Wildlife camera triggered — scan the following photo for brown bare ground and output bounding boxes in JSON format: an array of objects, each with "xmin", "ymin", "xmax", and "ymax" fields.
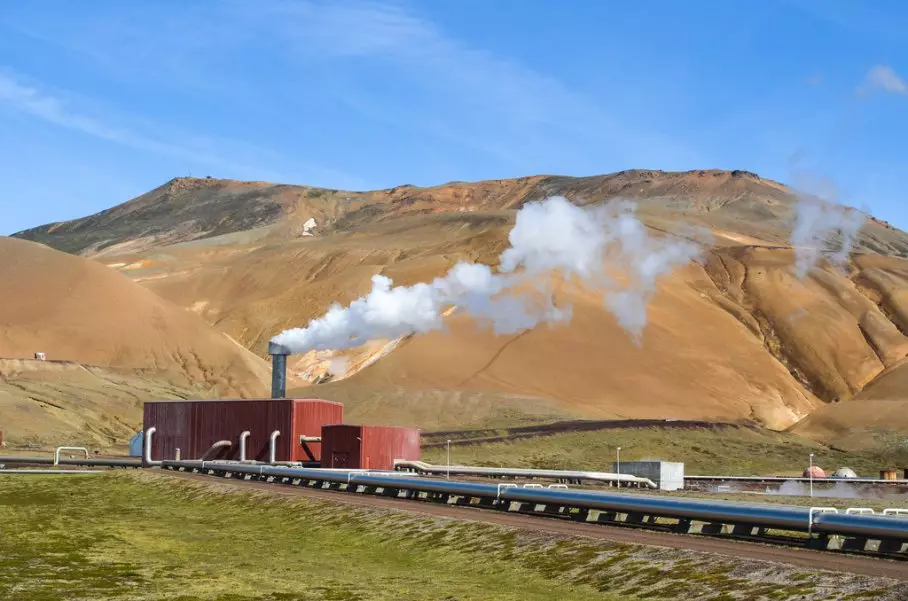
[
  {"xmin": 9, "ymin": 170, "xmax": 908, "ymax": 450},
  {"xmin": 0, "ymin": 237, "xmax": 273, "ymax": 445}
]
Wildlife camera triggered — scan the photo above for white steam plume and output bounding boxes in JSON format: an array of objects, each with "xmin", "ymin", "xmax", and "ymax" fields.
[
  {"xmin": 272, "ymin": 196, "xmax": 703, "ymax": 353},
  {"xmin": 326, "ymin": 356, "xmax": 348, "ymax": 377},
  {"xmin": 790, "ymin": 195, "xmax": 866, "ymax": 279},
  {"xmin": 788, "ymin": 166, "xmax": 867, "ymax": 279}
]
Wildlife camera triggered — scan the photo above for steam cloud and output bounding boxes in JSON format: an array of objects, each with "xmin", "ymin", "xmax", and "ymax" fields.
[
  {"xmin": 272, "ymin": 196, "xmax": 703, "ymax": 354},
  {"xmin": 790, "ymin": 195, "xmax": 866, "ymax": 279}
]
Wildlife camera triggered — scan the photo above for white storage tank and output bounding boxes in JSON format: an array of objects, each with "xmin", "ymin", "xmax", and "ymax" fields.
[
  {"xmin": 832, "ymin": 467, "xmax": 858, "ymax": 478},
  {"xmin": 612, "ymin": 460, "xmax": 685, "ymax": 491}
]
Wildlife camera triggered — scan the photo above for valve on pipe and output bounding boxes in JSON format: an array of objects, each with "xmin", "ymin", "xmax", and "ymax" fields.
[{"xmin": 268, "ymin": 342, "xmax": 291, "ymax": 399}]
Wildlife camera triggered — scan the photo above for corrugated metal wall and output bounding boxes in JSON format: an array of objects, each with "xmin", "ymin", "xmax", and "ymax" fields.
[
  {"xmin": 143, "ymin": 398, "xmax": 343, "ymax": 463},
  {"xmin": 319, "ymin": 424, "xmax": 360, "ymax": 469},
  {"xmin": 143, "ymin": 399, "xmax": 294, "ymax": 462},
  {"xmin": 362, "ymin": 425, "xmax": 420, "ymax": 470},
  {"xmin": 290, "ymin": 399, "xmax": 343, "ymax": 462},
  {"xmin": 321, "ymin": 424, "xmax": 420, "ymax": 470}
]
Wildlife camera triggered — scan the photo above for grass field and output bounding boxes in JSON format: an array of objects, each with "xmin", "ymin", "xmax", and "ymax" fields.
[
  {"xmin": 2, "ymin": 472, "xmax": 901, "ymax": 600},
  {"xmin": 421, "ymin": 424, "xmax": 903, "ymax": 477},
  {"xmin": 1, "ymin": 472, "xmax": 624, "ymax": 601}
]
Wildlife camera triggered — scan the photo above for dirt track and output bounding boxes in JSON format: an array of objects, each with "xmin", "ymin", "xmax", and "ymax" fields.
[{"xmin": 163, "ymin": 470, "xmax": 908, "ymax": 580}]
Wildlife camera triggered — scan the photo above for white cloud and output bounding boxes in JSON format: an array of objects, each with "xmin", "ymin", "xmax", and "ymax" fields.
[
  {"xmin": 859, "ymin": 65, "xmax": 907, "ymax": 96},
  {"xmin": 0, "ymin": 70, "xmax": 363, "ymax": 187},
  {"xmin": 234, "ymin": 1, "xmax": 698, "ymax": 170},
  {"xmin": 0, "ymin": 72, "xmax": 213, "ymax": 161},
  {"xmin": 0, "ymin": 1, "xmax": 700, "ymax": 185}
]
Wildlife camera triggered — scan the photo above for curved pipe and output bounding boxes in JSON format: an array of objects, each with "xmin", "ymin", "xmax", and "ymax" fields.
[
  {"xmin": 239, "ymin": 431, "xmax": 251, "ymax": 462},
  {"xmin": 54, "ymin": 446, "xmax": 89, "ymax": 466},
  {"xmin": 144, "ymin": 427, "xmax": 160, "ymax": 466},
  {"xmin": 269, "ymin": 430, "xmax": 281, "ymax": 464},
  {"xmin": 200, "ymin": 440, "xmax": 231, "ymax": 461}
]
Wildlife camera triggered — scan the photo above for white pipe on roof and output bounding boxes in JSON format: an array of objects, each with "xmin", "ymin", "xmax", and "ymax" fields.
[{"xmin": 393, "ymin": 460, "xmax": 657, "ymax": 488}]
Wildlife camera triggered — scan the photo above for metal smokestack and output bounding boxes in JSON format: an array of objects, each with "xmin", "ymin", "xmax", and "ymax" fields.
[{"xmin": 268, "ymin": 341, "xmax": 291, "ymax": 399}]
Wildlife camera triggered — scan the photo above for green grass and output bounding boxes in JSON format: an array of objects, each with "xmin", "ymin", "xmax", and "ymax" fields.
[
  {"xmin": 421, "ymin": 425, "xmax": 897, "ymax": 477},
  {"xmin": 0, "ymin": 472, "xmax": 629, "ymax": 601},
  {"xmin": 0, "ymin": 472, "xmax": 897, "ymax": 601}
]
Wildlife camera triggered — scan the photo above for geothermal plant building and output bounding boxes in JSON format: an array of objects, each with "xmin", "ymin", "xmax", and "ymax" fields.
[{"xmin": 142, "ymin": 398, "xmax": 420, "ymax": 469}]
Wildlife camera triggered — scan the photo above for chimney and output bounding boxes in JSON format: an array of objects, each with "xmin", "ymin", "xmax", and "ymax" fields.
[{"xmin": 268, "ymin": 341, "xmax": 291, "ymax": 399}]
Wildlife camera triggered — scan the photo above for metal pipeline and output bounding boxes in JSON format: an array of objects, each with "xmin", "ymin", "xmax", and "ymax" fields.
[
  {"xmin": 0, "ymin": 468, "xmax": 106, "ymax": 475},
  {"xmin": 161, "ymin": 461, "xmax": 908, "ymax": 541},
  {"xmin": 200, "ymin": 440, "xmax": 231, "ymax": 461},
  {"xmin": 144, "ymin": 427, "xmax": 160, "ymax": 466},
  {"xmin": 269, "ymin": 430, "xmax": 281, "ymax": 464},
  {"xmin": 54, "ymin": 446, "xmax": 89, "ymax": 466},
  {"xmin": 394, "ymin": 460, "xmax": 657, "ymax": 488},
  {"xmin": 239, "ymin": 431, "xmax": 251, "ymax": 462},
  {"xmin": 0, "ymin": 456, "xmax": 141, "ymax": 468}
]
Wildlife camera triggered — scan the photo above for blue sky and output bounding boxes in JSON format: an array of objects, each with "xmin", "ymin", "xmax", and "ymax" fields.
[{"xmin": 0, "ymin": 0, "xmax": 906, "ymax": 235}]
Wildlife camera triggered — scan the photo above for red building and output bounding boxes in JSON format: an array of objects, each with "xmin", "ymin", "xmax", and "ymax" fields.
[
  {"xmin": 143, "ymin": 398, "xmax": 342, "ymax": 463},
  {"xmin": 320, "ymin": 424, "xmax": 420, "ymax": 470}
]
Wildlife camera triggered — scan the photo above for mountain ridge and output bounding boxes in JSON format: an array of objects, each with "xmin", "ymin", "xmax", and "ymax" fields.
[{"xmin": 15, "ymin": 169, "xmax": 908, "ymax": 260}]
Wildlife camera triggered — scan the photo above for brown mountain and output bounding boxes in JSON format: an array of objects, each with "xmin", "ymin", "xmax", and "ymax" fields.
[
  {"xmin": 10, "ymin": 169, "xmax": 908, "ymax": 448},
  {"xmin": 14, "ymin": 169, "xmax": 908, "ymax": 258},
  {"xmin": 0, "ymin": 237, "xmax": 272, "ymax": 446}
]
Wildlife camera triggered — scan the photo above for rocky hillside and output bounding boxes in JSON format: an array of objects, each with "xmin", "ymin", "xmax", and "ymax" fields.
[
  {"xmin": 15, "ymin": 170, "xmax": 908, "ymax": 258},
  {"xmin": 10, "ymin": 169, "xmax": 908, "ymax": 448}
]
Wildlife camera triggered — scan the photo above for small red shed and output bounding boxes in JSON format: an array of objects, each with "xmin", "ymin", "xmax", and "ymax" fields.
[
  {"xmin": 143, "ymin": 398, "xmax": 343, "ymax": 463},
  {"xmin": 321, "ymin": 424, "xmax": 420, "ymax": 470}
]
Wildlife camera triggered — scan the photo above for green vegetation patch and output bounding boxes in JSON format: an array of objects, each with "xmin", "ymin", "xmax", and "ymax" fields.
[
  {"xmin": 0, "ymin": 473, "xmax": 621, "ymax": 601},
  {"xmin": 422, "ymin": 424, "xmax": 890, "ymax": 477},
  {"xmin": 0, "ymin": 472, "xmax": 899, "ymax": 600}
]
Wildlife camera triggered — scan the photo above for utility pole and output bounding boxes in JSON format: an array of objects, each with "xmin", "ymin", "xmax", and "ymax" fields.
[
  {"xmin": 616, "ymin": 446, "xmax": 622, "ymax": 489},
  {"xmin": 809, "ymin": 453, "xmax": 815, "ymax": 498},
  {"xmin": 446, "ymin": 439, "xmax": 451, "ymax": 480}
]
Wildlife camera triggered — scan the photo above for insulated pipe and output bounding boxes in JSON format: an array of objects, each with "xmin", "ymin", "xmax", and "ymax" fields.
[
  {"xmin": 393, "ymin": 460, "xmax": 657, "ymax": 488},
  {"xmin": 54, "ymin": 446, "xmax": 89, "ymax": 466},
  {"xmin": 239, "ymin": 431, "xmax": 251, "ymax": 462},
  {"xmin": 269, "ymin": 430, "xmax": 281, "ymax": 464},
  {"xmin": 143, "ymin": 427, "xmax": 160, "ymax": 466},
  {"xmin": 269, "ymin": 342, "xmax": 291, "ymax": 399},
  {"xmin": 0, "ymin": 456, "xmax": 141, "ymax": 468},
  {"xmin": 199, "ymin": 440, "xmax": 231, "ymax": 461},
  {"xmin": 161, "ymin": 461, "xmax": 908, "ymax": 540}
]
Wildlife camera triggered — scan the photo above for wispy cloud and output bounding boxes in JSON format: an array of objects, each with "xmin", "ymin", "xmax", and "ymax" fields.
[
  {"xmin": 0, "ymin": 70, "xmax": 363, "ymax": 188},
  {"xmin": 0, "ymin": 72, "xmax": 222, "ymax": 164},
  {"xmin": 805, "ymin": 73, "xmax": 823, "ymax": 86},
  {"xmin": 236, "ymin": 1, "xmax": 699, "ymax": 171},
  {"xmin": 1, "ymin": 1, "xmax": 701, "ymax": 181},
  {"xmin": 857, "ymin": 65, "xmax": 907, "ymax": 96}
]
